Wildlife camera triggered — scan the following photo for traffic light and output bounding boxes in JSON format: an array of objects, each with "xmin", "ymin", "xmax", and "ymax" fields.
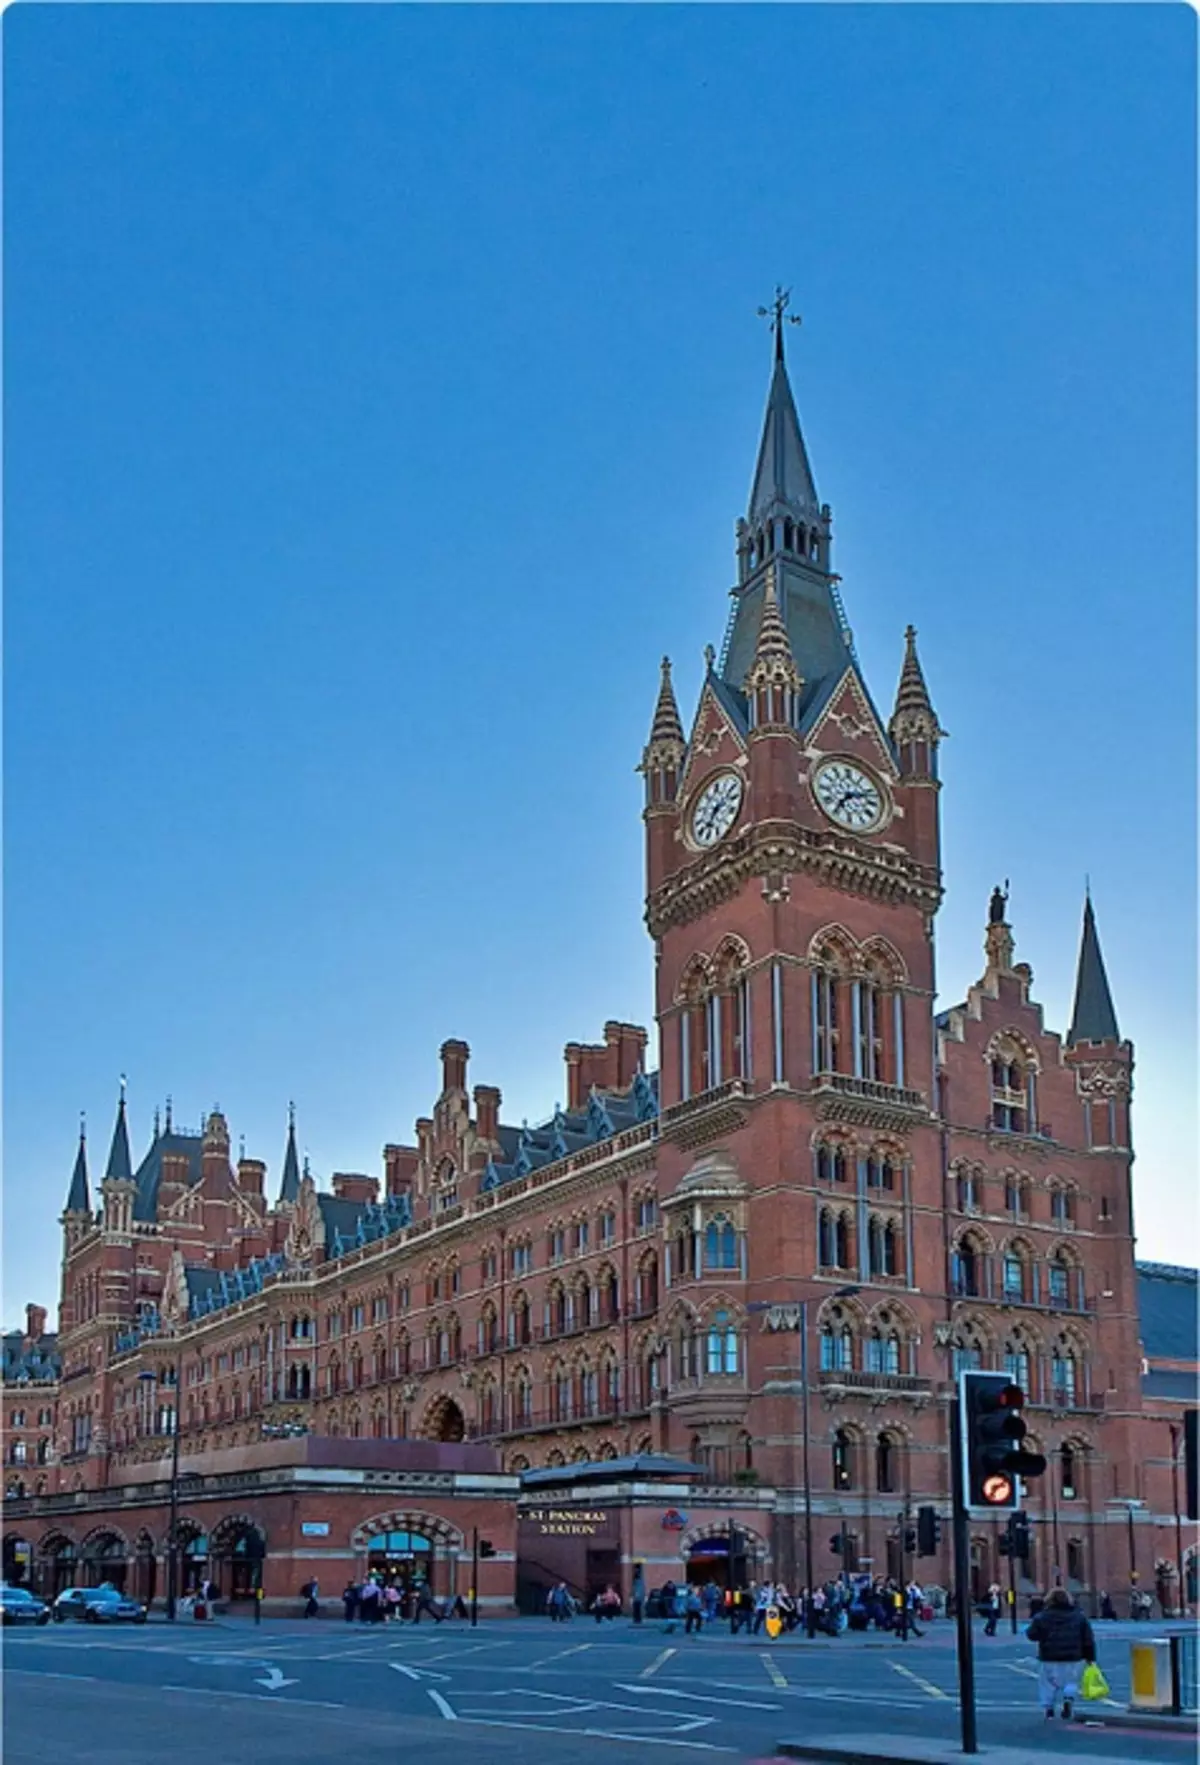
[
  {"xmin": 960, "ymin": 1370, "xmax": 1046, "ymax": 1511},
  {"xmin": 830, "ymin": 1532, "xmax": 844, "ymax": 1556},
  {"xmin": 1008, "ymin": 1512, "xmax": 1031, "ymax": 1561},
  {"xmin": 903, "ymin": 1527, "xmax": 917, "ymax": 1556},
  {"xmin": 478, "ymin": 1539, "xmax": 496, "ymax": 1559},
  {"xmin": 916, "ymin": 1506, "xmax": 941, "ymax": 1556}
]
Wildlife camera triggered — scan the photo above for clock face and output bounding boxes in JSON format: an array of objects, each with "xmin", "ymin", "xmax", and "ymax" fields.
[
  {"xmin": 690, "ymin": 772, "xmax": 743, "ymax": 848},
  {"xmin": 812, "ymin": 759, "xmax": 886, "ymax": 832}
]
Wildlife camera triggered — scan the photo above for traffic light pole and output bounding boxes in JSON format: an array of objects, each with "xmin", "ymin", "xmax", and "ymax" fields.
[
  {"xmin": 470, "ymin": 1527, "xmax": 479, "ymax": 1629},
  {"xmin": 1007, "ymin": 1518, "xmax": 1018, "ymax": 1634},
  {"xmin": 950, "ymin": 1395, "xmax": 979, "ymax": 1755}
]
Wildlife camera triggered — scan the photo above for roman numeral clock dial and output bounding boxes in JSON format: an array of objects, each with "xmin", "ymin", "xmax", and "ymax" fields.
[
  {"xmin": 812, "ymin": 759, "xmax": 887, "ymax": 833},
  {"xmin": 689, "ymin": 772, "xmax": 743, "ymax": 848}
]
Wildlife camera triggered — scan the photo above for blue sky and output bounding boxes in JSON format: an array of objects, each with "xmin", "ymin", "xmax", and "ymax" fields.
[{"xmin": 5, "ymin": 4, "xmax": 1196, "ymax": 1319}]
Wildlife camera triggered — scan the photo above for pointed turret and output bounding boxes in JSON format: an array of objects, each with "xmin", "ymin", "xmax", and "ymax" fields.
[
  {"xmin": 744, "ymin": 565, "xmax": 802, "ymax": 729},
  {"xmin": 889, "ymin": 626, "xmax": 944, "ymax": 778},
  {"xmin": 277, "ymin": 1103, "xmax": 301, "ymax": 1204},
  {"xmin": 639, "ymin": 657, "xmax": 687, "ymax": 809},
  {"xmin": 747, "ymin": 343, "xmax": 820, "ymax": 529},
  {"xmin": 1067, "ymin": 894, "xmax": 1120, "ymax": 1046},
  {"xmin": 104, "ymin": 1083, "xmax": 133, "ymax": 1184},
  {"xmin": 64, "ymin": 1120, "xmax": 90, "ymax": 1215}
]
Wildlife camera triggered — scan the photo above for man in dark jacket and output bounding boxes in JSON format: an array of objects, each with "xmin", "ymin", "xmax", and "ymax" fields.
[{"xmin": 1026, "ymin": 1588, "xmax": 1096, "ymax": 1720}]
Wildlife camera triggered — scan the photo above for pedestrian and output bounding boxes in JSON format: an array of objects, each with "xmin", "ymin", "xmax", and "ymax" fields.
[
  {"xmin": 702, "ymin": 1580, "xmax": 721, "ymax": 1625},
  {"xmin": 752, "ymin": 1581, "xmax": 774, "ymax": 1635},
  {"xmin": 358, "ymin": 1578, "xmax": 380, "ymax": 1624},
  {"xmin": 1026, "ymin": 1587, "xmax": 1097, "ymax": 1722},
  {"xmin": 342, "ymin": 1581, "xmax": 359, "ymax": 1623},
  {"xmin": 983, "ymin": 1583, "xmax": 1002, "ymax": 1637},
  {"xmin": 412, "ymin": 1577, "xmax": 444, "ymax": 1624},
  {"xmin": 302, "ymin": 1578, "xmax": 319, "ymax": 1619},
  {"xmin": 684, "ymin": 1584, "xmax": 704, "ymax": 1637},
  {"xmin": 1099, "ymin": 1590, "xmax": 1116, "ymax": 1621},
  {"xmin": 631, "ymin": 1564, "xmax": 646, "ymax": 1627},
  {"xmin": 384, "ymin": 1583, "xmax": 402, "ymax": 1623}
]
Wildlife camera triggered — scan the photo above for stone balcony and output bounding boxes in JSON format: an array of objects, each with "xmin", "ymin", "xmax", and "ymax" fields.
[{"xmin": 811, "ymin": 1071, "xmax": 929, "ymax": 1128}]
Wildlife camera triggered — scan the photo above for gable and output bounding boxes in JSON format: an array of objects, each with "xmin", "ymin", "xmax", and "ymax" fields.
[{"xmin": 804, "ymin": 666, "xmax": 898, "ymax": 780}]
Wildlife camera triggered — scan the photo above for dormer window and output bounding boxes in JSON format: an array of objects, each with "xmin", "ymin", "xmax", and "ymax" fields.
[{"xmin": 989, "ymin": 1034, "xmax": 1038, "ymax": 1134}]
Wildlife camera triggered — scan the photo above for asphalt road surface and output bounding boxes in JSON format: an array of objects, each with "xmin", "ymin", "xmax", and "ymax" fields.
[{"xmin": 4, "ymin": 1614, "xmax": 1195, "ymax": 1764}]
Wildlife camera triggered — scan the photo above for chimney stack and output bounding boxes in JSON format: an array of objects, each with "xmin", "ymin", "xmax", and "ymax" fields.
[
  {"xmin": 473, "ymin": 1085, "xmax": 502, "ymax": 1144},
  {"xmin": 440, "ymin": 1039, "xmax": 470, "ymax": 1094}
]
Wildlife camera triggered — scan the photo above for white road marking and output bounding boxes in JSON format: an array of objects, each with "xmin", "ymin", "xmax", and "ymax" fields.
[
  {"xmin": 426, "ymin": 1688, "xmax": 457, "ymax": 1720},
  {"xmin": 528, "ymin": 1641, "xmax": 593, "ymax": 1669},
  {"xmin": 441, "ymin": 1716, "xmax": 731, "ymax": 1751},
  {"xmin": 255, "ymin": 1666, "xmax": 298, "ymax": 1691},
  {"xmin": 762, "ymin": 1652, "xmax": 787, "ymax": 1688},
  {"xmin": 160, "ymin": 1684, "xmax": 345, "ymax": 1710},
  {"xmin": 3, "ymin": 1669, "xmax": 100, "ymax": 1684},
  {"xmin": 642, "ymin": 1645, "xmax": 676, "ymax": 1677},
  {"xmin": 388, "ymin": 1660, "xmax": 450, "ymax": 1683},
  {"xmin": 889, "ymin": 1658, "xmax": 950, "ymax": 1700},
  {"xmin": 619, "ymin": 1682, "xmax": 778, "ymax": 1711}
]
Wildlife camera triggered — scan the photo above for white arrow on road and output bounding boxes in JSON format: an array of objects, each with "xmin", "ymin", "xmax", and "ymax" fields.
[
  {"xmin": 255, "ymin": 1667, "xmax": 298, "ymax": 1691},
  {"xmin": 616, "ymin": 1682, "xmax": 779, "ymax": 1711},
  {"xmin": 389, "ymin": 1661, "xmax": 450, "ymax": 1684}
]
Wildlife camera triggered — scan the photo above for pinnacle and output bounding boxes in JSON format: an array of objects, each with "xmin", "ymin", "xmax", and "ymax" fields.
[
  {"xmin": 889, "ymin": 624, "xmax": 943, "ymax": 746},
  {"xmin": 743, "ymin": 567, "xmax": 803, "ymax": 695},
  {"xmin": 646, "ymin": 656, "xmax": 685, "ymax": 749}
]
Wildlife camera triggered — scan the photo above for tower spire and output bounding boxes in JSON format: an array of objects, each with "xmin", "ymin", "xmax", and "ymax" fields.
[
  {"xmin": 64, "ymin": 1116, "xmax": 90, "ymax": 1214},
  {"xmin": 1067, "ymin": 893, "xmax": 1120, "ymax": 1046},
  {"xmin": 104, "ymin": 1081, "xmax": 133, "ymax": 1183},
  {"xmin": 277, "ymin": 1103, "xmax": 301, "ymax": 1204}
]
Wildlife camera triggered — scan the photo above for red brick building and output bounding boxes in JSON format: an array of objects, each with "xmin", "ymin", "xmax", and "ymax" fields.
[{"xmin": 5, "ymin": 324, "xmax": 1196, "ymax": 1615}]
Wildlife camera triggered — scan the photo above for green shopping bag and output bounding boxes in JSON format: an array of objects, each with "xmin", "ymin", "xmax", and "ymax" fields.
[{"xmin": 1081, "ymin": 1662, "xmax": 1110, "ymax": 1701}]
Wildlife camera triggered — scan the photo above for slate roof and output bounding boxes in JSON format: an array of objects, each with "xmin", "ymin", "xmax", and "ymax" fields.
[
  {"xmin": 278, "ymin": 1119, "xmax": 301, "ymax": 1204},
  {"xmin": 1, "ymin": 1331, "xmax": 60, "ymax": 1384},
  {"xmin": 131, "ymin": 1130, "xmax": 205, "ymax": 1223},
  {"xmin": 521, "ymin": 1452, "xmax": 703, "ymax": 1488},
  {"xmin": 481, "ymin": 1072, "xmax": 659, "ymax": 1193},
  {"xmin": 64, "ymin": 1133, "xmax": 90, "ymax": 1214},
  {"xmin": 1137, "ymin": 1262, "xmax": 1198, "ymax": 1363},
  {"xmin": 105, "ymin": 1098, "xmax": 133, "ymax": 1184},
  {"xmin": 1067, "ymin": 896, "xmax": 1120, "ymax": 1046}
]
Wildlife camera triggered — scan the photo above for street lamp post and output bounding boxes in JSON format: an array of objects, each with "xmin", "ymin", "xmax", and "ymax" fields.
[
  {"xmin": 1169, "ymin": 1424, "xmax": 1185, "ymax": 1617},
  {"xmin": 751, "ymin": 1281, "xmax": 858, "ymax": 1641},
  {"xmin": 139, "ymin": 1368, "xmax": 181, "ymax": 1621}
]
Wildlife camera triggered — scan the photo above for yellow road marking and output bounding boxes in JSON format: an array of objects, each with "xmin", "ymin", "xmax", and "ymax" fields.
[
  {"xmin": 889, "ymin": 1659, "xmax": 949, "ymax": 1700},
  {"xmin": 762, "ymin": 1653, "xmax": 788, "ymax": 1688},
  {"xmin": 641, "ymin": 1646, "xmax": 675, "ymax": 1678}
]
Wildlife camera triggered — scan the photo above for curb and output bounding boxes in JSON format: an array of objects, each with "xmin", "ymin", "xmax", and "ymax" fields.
[{"xmin": 1074, "ymin": 1709, "xmax": 1199, "ymax": 1734}]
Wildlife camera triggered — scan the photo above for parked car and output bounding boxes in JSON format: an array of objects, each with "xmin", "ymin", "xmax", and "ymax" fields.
[
  {"xmin": 53, "ymin": 1586, "xmax": 147, "ymax": 1624},
  {"xmin": 0, "ymin": 1584, "xmax": 51, "ymax": 1625}
]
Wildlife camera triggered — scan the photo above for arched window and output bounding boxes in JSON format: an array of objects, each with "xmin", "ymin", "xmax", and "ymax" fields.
[
  {"xmin": 509, "ymin": 1294, "xmax": 531, "ymax": 1347},
  {"xmin": 820, "ymin": 1310, "xmax": 854, "ymax": 1373},
  {"xmin": 989, "ymin": 1035, "xmax": 1037, "ymax": 1133},
  {"xmin": 812, "ymin": 945, "xmax": 843, "ymax": 1073},
  {"xmin": 1051, "ymin": 1343, "xmax": 1079, "ymax": 1408},
  {"xmin": 1002, "ymin": 1246, "xmax": 1028, "ymax": 1301},
  {"xmin": 819, "ymin": 1208, "xmax": 838, "ymax": 1269},
  {"xmin": 832, "ymin": 1427, "xmax": 854, "ymax": 1489},
  {"xmin": 952, "ymin": 1233, "xmax": 984, "ymax": 1298},
  {"xmin": 705, "ymin": 1311, "xmax": 739, "ymax": 1376},
  {"xmin": 1060, "ymin": 1443, "xmax": 1078, "ymax": 1500},
  {"xmin": 1003, "ymin": 1333, "xmax": 1032, "ymax": 1394},
  {"xmin": 951, "ymin": 1321, "xmax": 987, "ymax": 1377},
  {"xmin": 876, "ymin": 1431, "xmax": 900, "ymax": 1494},
  {"xmin": 1048, "ymin": 1252, "xmax": 1072, "ymax": 1309},
  {"xmin": 835, "ymin": 1212, "xmax": 852, "ymax": 1270},
  {"xmin": 1050, "ymin": 1185, "xmax": 1074, "ymax": 1226},
  {"xmin": 635, "ymin": 1253, "xmax": 659, "ymax": 1314},
  {"xmin": 865, "ymin": 1327, "xmax": 901, "ymax": 1376},
  {"xmin": 704, "ymin": 1216, "xmax": 739, "ymax": 1271},
  {"xmin": 868, "ymin": 1216, "xmax": 899, "ymax": 1278}
]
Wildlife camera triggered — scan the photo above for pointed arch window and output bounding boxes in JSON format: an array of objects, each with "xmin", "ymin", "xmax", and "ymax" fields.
[
  {"xmin": 820, "ymin": 1321, "xmax": 854, "ymax": 1373},
  {"xmin": 1060, "ymin": 1443, "xmax": 1079, "ymax": 1500},
  {"xmin": 704, "ymin": 1216, "xmax": 739, "ymax": 1271},
  {"xmin": 832, "ymin": 1427, "xmax": 854, "ymax": 1489},
  {"xmin": 876, "ymin": 1431, "xmax": 900, "ymax": 1494},
  {"xmin": 1004, "ymin": 1337, "xmax": 1031, "ymax": 1393},
  {"xmin": 865, "ymin": 1328, "xmax": 901, "ymax": 1376},
  {"xmin": 1002, "ymin": 1249, "xmax": 1027, "ymax": 1301},
  {"xmin": 705, "ymin": 1310, "xmax": 739, "ymax": 1376},
  {"xmin": 1048, "ymin": 1253, "xmax": 1071, "ymax": 1309},
  {"xmin": 1051, "ymin": 1346, "xmax": 1078, "ymax": 1408}
]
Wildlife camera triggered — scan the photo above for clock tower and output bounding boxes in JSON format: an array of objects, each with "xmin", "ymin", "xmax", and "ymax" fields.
[{"xmin": 640, "ymin": 306, "xmax": 946, "ymax": 1500}]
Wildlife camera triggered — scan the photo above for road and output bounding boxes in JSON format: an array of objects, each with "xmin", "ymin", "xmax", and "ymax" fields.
[{"xmin": 3, "ymin": 1613, "xmax": 1195, "ymax": 1764}]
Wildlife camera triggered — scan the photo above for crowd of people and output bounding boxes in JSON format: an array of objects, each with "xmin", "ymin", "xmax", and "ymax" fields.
[{"xmin": 325, "ymin": 1574, "xmax": 469, "ymax": 1624}]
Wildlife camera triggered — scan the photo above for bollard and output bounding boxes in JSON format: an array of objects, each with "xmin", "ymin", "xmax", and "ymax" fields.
[{"xmin": 1129, "ymin": 1637, "xmax": 1176, "ymax": 1713}]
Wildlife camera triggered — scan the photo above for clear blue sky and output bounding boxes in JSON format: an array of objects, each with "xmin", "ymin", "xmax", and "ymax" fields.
[{"xmin": 5, "ymin": 4, "xmax": 1196, "ymax": 1321}]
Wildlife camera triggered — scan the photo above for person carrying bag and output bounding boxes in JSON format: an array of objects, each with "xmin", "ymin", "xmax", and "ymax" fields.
[{"xmin": 1026, "ymin": 1588, "xmax": 1097, "ymax": 1721}]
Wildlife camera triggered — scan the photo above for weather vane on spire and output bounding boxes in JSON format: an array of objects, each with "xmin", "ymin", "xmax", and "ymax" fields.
[{"xmin": 758, "ymin": 286, "xmax": 801, "ymax": 362}]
